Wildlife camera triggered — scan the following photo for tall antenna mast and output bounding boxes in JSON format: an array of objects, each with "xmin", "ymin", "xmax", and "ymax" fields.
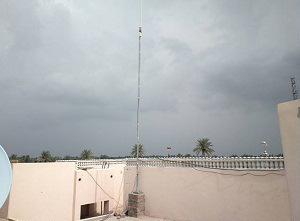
[
  {"xmin": 291, "ymin": 77, "xmax": 298, "ymax": 100},
  {"xmin": 135, "ymin": 0, "xmax": 143, "ymax": 193}
]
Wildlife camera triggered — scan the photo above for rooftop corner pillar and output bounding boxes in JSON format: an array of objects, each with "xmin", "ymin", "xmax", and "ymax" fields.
[{"xmin": 278, "ymin": 100, "xmax": 300, "ymax": 221}]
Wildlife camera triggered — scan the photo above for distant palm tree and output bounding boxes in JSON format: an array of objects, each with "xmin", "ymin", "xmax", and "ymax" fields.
[
  {"xmin": 193, "ymin": 138, "xmax": 214, "ymax": 157},
  {"xmin": 40, "ymin": 151, "xmax": 53, "ymax": 162},
  {"xmin": 131, "ymin": 144, "xmax": 145, "ymax": 158},
  {"xmin": 80, "ymin": 149, "xmax": 93, "ymax": 160}
]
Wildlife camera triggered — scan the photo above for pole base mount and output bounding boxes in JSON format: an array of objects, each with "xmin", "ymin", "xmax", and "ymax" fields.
[{"xmin": 128, "ymin": 192, "xmax": 145, "ymax": 217}]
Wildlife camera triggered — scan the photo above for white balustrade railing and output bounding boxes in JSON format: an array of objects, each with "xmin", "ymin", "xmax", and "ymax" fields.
[
  {"xmin": 126, "ymin": 157, "xmax": 285, "ymax": 170},
  {"xmin": 57, "ymin": 157, "xmax": 284, "ymax": 170},
  {"xmin": 57, "ymin": 159, "xmax": 127, "ymax": 168}
]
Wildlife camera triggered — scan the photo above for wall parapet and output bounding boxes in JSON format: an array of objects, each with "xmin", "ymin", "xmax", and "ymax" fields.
[
  {"xmin": 58, "ymin": 157, "xmax": 284, "ymax": 170},
  {"xmin": 57, "ymin": 159, "xmax": 127, "ymax": 168},
  {"xmin": 126, "ymin": 157, "xmax": 285, "ymax": 170}
]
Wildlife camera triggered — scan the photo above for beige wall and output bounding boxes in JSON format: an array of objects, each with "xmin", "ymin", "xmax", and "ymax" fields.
[
  {"xmin": 74, "ymin": 164, "xmax": 125, "ymax": 220},
  {"xmin": 0, "ymin": 163, "xmax": 126, "ymax": 221},
  {"xmin": 124, "ymin": 166, "xmax": 290, "ymax": 221},
  {"xmin": 278, "ymin": 100, "xmax": 300, "ymax": 221},
  {"xmin": 0, "ymin": 162, "xmax": 76, "ymax": 221},
  {"xmin": 1, "ymin": 162, "xmax": 289, "ymax": 221}
]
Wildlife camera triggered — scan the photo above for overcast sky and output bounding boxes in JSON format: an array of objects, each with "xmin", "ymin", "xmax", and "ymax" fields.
[{"xmin": 0, "ymin": 0, "xmax": 299, "ymax": 157}]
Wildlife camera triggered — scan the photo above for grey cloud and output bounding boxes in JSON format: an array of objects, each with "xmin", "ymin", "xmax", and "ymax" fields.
[{"xmin": 0, "ymin": 0, "xmax": 299, "ymax": 157}]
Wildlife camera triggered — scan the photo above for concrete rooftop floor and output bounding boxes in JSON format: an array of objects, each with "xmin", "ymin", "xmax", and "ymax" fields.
[
  {"xmin": 106, "ymin": 216, "xmax": 172, "ymax": 221},
  {"xmin": 0, "ymin": 215, "xmax": 173, "ymax": 221}
]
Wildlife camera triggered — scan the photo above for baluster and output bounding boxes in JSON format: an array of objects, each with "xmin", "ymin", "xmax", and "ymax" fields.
[
  {"xmin": 241, "ymin": 160, "xmax": 245, "ymax": 169},
  {"xmin": 264, "ymin": 160, "xmax": 267, "ymax": 169},
  {"xmin": 254, "ymin": 159, "xmax": 258, "ymax": 169},
  {"xmin": 270, "ymin": 160, "xmax": 274, "ymax": 169},
  {"xmin": 279, "ymin": 160, "xmax": 283, "ymax": 169},
  {"xmin": 258, "ymin": 159, "xmax": 262, "ymax": 169},
  {"xmin": 238, "ymin": 159, "xmax": 242, "ymax": 169},
  {"xmin": 249, "ymin": 160, "xmax": 253, "ymax": 169}
]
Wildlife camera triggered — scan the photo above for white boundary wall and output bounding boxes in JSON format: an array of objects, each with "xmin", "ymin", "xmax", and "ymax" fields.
[
  {"xmin": 0, "ymin": 162, "xmax": 76, "ymax": 221},
  {"xmin": 124, "ymin": 166, "xmax": 290, "ymax": 221}
]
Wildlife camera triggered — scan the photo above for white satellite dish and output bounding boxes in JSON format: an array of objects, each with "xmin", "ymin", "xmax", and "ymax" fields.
[{"xmin": 0, "ymin": 145, "xmax": 12, "ymax": 208}]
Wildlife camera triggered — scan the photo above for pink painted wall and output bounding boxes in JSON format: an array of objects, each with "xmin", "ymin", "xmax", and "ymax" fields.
[
  {"xmin": 278, "ymin": 100, "xmax": 300, "ymax": 221},
  {"xmin": 0, "ymin": 162, "xmax": 76, "ymax": 221},
  {"xmin": 124, "ymin": 166, "xmax": 291, "ymax": 221}
]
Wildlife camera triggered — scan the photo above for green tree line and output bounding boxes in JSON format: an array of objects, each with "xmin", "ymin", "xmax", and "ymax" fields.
[
  {"xmin": 9, "ymin": 149, "xmax": 111, "ymax": 163},
  {"xmin": 9, "ymin": 138, "xmax": 283, "ymax": 163}
]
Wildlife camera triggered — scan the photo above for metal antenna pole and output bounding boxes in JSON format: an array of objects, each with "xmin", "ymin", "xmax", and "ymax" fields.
[{"xmin": 136, "ymin": 0, "xmax": 142, "ymax": 193}]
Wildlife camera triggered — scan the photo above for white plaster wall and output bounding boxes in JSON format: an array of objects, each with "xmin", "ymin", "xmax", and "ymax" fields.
[
  {"xmin": 124, "ymin": 166, "xmax": 290, "ymax": 221},
  {"xmin": 278, "ymin": 100, "xmax": 300, "ymax": 221},
  {"xmin": 3, "ymin": 162, "xmax": 76, "ymax": 221}
]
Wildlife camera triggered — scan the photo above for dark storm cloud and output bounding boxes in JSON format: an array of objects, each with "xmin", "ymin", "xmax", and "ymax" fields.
[{"xmin": 0, "ymin": 0, "xmax": 299, "ymax": 157}]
